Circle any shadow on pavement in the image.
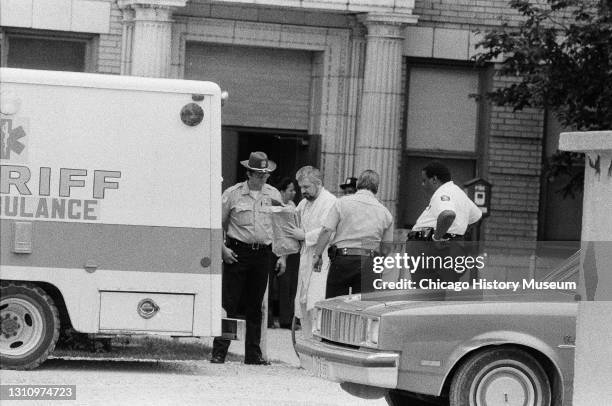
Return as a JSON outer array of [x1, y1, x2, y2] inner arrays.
[[41, 357, 203, 374]]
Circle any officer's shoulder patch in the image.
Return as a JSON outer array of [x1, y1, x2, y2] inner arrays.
[[440, 195, 451, 201]]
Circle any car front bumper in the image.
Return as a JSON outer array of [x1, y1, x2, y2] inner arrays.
[[295, 337, 399, 388]]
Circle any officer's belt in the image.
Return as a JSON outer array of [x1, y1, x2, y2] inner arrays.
[[335, 247, 378, 257], [227, 237, 271, 251], [407, 230, 464, 241]]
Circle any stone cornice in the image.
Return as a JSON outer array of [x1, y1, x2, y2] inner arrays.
[[203, 0, 416, 15], [117, 0, 187, 10], [359, 12, 419, 26]]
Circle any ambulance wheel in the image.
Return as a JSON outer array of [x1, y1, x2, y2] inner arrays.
[[449, 347, 551, 406], [0, 282, 60, 370]]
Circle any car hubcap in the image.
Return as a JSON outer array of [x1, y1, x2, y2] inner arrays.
[[0, 298, 45, 356], [472, 362, 542, 406]]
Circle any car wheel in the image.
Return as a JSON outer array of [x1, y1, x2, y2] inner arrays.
[[449, 347, 551, 406], [0, 282, 60, 370]]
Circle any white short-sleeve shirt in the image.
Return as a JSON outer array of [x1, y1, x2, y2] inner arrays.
[[413, 181, 482, 235]]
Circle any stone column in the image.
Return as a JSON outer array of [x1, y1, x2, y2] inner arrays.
[[559, 131, 612, 405], [119, 7, 135, 76], [354, 13, 417, 215], [341, 21, 366, 186], [117, 0, 187, 78]]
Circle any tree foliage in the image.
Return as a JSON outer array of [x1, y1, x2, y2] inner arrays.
[[475, 0, 612, 195]]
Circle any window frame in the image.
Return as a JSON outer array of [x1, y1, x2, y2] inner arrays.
[[0, 28, 97, 72], [402, 58, 490, 166], [398, 59, 492, 230]]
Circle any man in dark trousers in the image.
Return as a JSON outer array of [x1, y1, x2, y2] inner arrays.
[[210, 151, 285, 365], [313, 170, 394, 297]]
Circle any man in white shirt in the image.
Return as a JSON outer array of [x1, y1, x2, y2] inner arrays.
[[410, 161, 482, 283], [286, 166, 337, 338]]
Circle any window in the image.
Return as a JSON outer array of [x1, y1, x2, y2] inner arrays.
[[399, 63, 486, 229], [405, 67, 479, 152], [1, 29, 95, 72]]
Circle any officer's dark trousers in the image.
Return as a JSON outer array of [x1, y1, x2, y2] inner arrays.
[[407, 239, 466, 300], [325, 255, 374, 298], [278, 253, 299, 326], [212, 246, 271, 360]]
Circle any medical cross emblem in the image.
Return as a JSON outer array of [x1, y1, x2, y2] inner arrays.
[[0, 118, 26, 160]]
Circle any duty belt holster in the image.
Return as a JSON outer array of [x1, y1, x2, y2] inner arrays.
[[407, 228, 434, 241], [328, 245, 338, 261]]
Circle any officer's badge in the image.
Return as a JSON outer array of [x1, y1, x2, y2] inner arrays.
[[441, 195, 450, 201]]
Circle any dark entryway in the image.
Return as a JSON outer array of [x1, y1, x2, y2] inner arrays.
[[222, 127, 319, 192]]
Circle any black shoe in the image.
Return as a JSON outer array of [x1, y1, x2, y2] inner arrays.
[[244, 356, 271, 365], [210, 354, 225, 364]]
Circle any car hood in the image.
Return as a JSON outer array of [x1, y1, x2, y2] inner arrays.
[[317, 292, 462, 315], [317, 290, 578, 318]]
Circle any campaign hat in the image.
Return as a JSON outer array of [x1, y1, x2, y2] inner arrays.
[[240, 151, 277, 172]]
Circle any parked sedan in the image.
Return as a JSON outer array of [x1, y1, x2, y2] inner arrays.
[[295, 252, 578, 406]]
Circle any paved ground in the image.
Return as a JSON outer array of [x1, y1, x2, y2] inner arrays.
[[1, 328, 389, 406]]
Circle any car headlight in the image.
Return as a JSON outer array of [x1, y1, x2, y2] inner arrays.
[[365, 317, 380, 347]]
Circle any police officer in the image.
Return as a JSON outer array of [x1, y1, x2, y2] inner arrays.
[[210, 151, 285, 365], [409, 161, 482, 284], [313, 170, 394, 298]]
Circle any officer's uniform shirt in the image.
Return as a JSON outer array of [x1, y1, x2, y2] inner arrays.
[[324, 189, 394, 250], [413, 181, 482, 235], [222, 181, 282, 244]]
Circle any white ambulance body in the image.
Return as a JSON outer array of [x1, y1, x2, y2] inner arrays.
[[0, 68, 222, 369]]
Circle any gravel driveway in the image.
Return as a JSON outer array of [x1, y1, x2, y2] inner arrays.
[[1, 328, 388, 406]]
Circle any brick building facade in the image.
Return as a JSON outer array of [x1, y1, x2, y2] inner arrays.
[[0, 0, 581, 242]]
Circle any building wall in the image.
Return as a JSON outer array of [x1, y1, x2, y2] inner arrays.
[[405, 0, 547, 241], [97, 2, 123, 75], [414, 0, 525, 27], [1, 0, 557, 242]]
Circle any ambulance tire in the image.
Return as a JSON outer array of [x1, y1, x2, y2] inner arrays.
[[449, 347, 551, 406], [0, 281, 60, 370]]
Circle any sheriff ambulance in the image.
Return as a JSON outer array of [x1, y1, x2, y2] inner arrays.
[[0, 68, 223, 369]]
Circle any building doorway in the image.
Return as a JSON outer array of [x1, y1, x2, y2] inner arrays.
[[221, 127, 319, 193]]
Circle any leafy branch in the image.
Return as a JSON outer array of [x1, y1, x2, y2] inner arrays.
[[474, 0, 612, 196]]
